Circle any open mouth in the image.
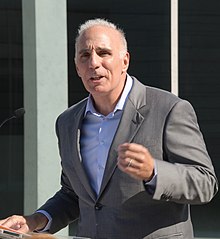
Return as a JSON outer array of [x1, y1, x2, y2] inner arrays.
[[90, 76, 103, 81]]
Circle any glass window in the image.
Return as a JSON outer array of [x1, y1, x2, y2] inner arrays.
[[0, 0, 24, 218], [179, 0, 220, 237]]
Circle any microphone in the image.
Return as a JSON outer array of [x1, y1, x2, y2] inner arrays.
[[0, 108, 25, 129]]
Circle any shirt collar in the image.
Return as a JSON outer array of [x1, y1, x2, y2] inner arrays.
[[85, 74, 133, 116]]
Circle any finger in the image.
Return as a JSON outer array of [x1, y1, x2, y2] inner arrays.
[[0, 218, 8, 225], [117, 160, 141, 180], [118, 157, 138, 172], [1, 216, 26, 230], [118, 157, 131, 168], [127, 159, 133, 168], [18, 223, 30, 233], [118, 143, 147, 155], [117, 146, 138, 161], [118, 143, 149, 161], [118, 146, 141, 166], [118, 142, 146, 153]]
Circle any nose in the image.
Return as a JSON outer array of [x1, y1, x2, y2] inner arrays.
[[89, 52, 101, 69]]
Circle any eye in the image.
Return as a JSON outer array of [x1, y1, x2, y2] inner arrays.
[[98, 50, 111, 57], [81, 52, 90, 58]]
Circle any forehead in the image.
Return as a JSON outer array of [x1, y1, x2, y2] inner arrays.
[[77, 26, 121, 50]]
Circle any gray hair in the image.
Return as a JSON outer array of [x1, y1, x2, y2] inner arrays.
[[75, 18, 128, 59]]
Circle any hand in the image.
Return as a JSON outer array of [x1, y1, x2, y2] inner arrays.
[[117, 143, 155, 181], [0, 213, 48, 233]]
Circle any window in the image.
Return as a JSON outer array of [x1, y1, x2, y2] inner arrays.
[[0, 0, 24, 218]]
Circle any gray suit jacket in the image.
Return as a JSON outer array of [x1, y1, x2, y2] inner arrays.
[[39, 77, 218, 239]]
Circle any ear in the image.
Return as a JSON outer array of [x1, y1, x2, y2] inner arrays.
[[122, 52, 130, 73]]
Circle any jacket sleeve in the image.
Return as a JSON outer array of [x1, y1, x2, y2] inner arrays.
[[37, 116, 80, 233], [37, 171, 80, 234], [153, 100, 218, 204]]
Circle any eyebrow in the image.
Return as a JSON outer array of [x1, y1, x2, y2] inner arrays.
[[78, 49, 89, 55], [96, 47, 112, 52], [78, 47, 112, 55]]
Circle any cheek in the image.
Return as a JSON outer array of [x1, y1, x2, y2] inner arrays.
[[75, 61, 86, 76], [75, 64, 81, 77], [105, 60, 123, 74], [76, 66, 86, 78]]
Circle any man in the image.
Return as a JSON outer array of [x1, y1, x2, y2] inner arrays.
[[0, 18, 218, 239]]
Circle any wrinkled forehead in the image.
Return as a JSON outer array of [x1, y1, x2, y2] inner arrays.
[[76, 26, 122, 51]]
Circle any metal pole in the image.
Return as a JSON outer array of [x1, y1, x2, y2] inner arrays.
[[171, 0, 179, 96]]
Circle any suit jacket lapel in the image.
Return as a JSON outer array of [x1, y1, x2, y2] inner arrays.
[[98, 78, 148, 198], [69, 101, 97, 201]]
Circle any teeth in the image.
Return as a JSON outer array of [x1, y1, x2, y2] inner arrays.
[[92, 76, 101, 80]]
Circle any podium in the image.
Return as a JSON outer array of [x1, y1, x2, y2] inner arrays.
[[0, 226, 90, 239]]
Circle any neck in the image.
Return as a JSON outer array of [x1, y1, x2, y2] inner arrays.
[[93, 97, 119, 116], [92, 76, 127, 116]]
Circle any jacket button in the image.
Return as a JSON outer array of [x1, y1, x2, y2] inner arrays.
[[95, 203, 103, 210]]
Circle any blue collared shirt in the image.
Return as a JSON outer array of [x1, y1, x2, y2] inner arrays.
[[80, 75, 133, 195]]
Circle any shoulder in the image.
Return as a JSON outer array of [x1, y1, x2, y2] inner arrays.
[[129, 76, 197, 120], [130, 76, 182, 111]]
